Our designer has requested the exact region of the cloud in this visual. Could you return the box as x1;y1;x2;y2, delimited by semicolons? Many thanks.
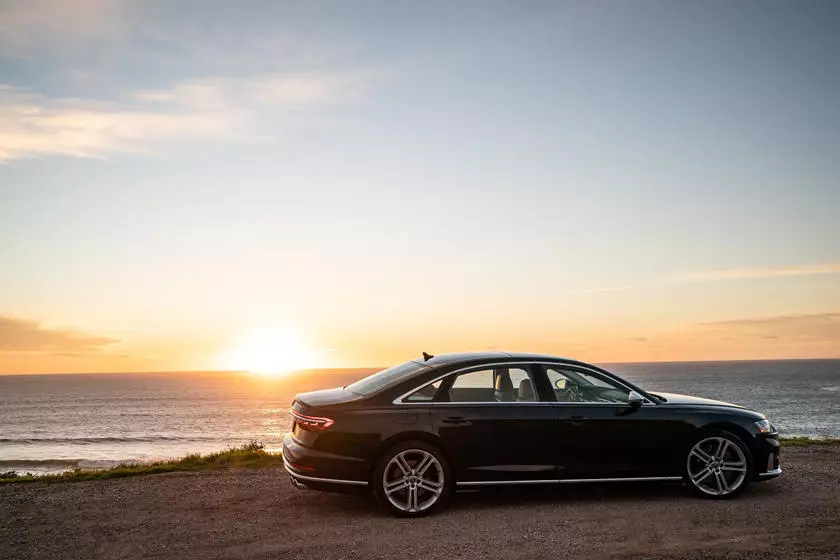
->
0;0;128;55
571;262;840;295
0;86;226;161
0;316;120;352
671;263;840;283
135;72;366;109
0;72;367;161
702;312;840;339
583;312;840;362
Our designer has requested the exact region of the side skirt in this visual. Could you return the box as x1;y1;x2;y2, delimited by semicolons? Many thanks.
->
457;476;683;487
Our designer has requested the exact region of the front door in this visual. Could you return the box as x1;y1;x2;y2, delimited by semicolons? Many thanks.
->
543;365;682;479
430;364;559;483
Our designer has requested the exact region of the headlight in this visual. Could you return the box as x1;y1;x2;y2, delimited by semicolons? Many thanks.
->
754;419;773;433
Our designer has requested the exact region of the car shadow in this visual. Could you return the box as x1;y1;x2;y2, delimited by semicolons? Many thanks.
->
298;481;687;517
288;479;782;518
449;481;688;511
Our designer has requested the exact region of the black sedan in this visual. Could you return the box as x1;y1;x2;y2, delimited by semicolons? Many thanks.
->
282;352;781;516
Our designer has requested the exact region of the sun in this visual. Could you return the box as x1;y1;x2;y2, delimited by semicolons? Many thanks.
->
220;327;315;378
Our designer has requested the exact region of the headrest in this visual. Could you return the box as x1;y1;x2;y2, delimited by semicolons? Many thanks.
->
517;378;535;401
494;372;513;394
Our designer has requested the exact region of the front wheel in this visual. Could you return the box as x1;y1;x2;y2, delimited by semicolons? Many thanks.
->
372;440;452;517
685;430;752;499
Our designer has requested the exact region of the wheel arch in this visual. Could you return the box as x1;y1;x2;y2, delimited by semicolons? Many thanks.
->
692;421;757;471
369;431;452;481
696;421;753;447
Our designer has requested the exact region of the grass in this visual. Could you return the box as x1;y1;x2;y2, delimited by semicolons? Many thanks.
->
779;436;840;447
2;437;838;485
0;441;284;484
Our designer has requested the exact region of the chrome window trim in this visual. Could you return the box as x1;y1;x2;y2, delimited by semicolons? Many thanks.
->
393;361;654;406
283;457;368;486
457;476;682;487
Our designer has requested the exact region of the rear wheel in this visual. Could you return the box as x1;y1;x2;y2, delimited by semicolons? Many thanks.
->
372;440;452;517
685;430;751;499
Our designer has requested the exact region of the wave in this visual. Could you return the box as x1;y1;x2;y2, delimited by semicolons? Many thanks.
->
0;458;123;471
819;386;840;392
0;459;83;467
0;435;226;445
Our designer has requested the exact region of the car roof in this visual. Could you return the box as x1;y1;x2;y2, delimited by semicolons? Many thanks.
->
415;351;576;367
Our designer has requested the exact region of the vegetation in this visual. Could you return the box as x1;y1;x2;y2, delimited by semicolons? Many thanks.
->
0;441;283;484
779;436;840;447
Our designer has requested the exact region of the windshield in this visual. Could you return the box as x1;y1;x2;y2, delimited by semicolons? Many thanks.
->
346;361;430;396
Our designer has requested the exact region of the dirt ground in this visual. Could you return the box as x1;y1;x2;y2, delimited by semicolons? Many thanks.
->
1;445;838;560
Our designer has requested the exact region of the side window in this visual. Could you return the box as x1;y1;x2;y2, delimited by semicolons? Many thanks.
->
448;369;494;402
508;368;537;402
546;367;630;404
447;367;539;403
404;379;443;402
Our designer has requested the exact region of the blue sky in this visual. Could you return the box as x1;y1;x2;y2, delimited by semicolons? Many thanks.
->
1;1;838;372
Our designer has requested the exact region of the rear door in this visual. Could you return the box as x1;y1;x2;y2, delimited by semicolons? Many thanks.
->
429;363;560;483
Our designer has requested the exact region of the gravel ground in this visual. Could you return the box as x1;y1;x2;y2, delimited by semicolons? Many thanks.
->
1;445;838;560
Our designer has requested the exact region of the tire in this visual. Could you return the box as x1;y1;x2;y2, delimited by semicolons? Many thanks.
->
685;429;752;499
372;440;453;517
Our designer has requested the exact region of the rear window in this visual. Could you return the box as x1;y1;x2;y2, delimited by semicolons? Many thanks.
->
345;361;429;396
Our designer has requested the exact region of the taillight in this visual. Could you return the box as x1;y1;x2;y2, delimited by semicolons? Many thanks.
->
291;410;335;432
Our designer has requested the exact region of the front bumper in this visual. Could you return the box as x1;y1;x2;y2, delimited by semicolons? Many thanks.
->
752;433;782;481
758;466;782;479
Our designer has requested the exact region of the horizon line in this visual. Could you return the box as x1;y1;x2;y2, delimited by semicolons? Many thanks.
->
3;356;840;376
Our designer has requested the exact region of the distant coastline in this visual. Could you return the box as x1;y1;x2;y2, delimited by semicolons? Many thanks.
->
3;356;840;377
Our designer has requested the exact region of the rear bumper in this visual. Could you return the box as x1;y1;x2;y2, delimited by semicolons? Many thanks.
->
283;456;368;487
282;432;369;486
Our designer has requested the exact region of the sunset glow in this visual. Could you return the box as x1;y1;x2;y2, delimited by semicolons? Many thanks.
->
219;328;317;378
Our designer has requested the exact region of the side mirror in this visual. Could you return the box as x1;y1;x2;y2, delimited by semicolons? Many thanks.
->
628;390;644;407
554;378;567;390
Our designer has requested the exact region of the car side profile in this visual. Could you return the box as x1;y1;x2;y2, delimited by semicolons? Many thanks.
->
282;352;781;516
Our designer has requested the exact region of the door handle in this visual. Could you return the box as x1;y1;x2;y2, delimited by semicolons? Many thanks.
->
441;416;468;425
570;415;586;425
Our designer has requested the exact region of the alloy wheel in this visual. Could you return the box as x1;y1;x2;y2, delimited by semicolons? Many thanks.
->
687;436;748;496
382;449;444;513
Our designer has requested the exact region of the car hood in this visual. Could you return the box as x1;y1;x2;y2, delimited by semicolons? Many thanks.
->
654;392;744;409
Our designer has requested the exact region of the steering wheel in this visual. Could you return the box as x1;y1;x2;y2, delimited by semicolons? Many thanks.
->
565;383;581;402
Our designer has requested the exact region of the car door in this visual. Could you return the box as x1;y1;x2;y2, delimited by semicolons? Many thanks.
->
429;363;560;483
542;365;684;479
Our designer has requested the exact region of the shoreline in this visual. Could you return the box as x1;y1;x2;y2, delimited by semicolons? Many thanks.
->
2;436;839;484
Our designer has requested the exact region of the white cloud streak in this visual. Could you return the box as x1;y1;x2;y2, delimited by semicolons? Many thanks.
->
671;262;840;282
0;72;367;162
570;262;840;295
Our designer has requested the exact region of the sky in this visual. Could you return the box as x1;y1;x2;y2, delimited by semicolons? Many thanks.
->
1;0;839;374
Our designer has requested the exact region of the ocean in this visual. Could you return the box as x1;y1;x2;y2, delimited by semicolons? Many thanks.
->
1;360;839;475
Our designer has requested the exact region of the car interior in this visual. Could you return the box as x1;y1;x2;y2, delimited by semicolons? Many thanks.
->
447;368;538;402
